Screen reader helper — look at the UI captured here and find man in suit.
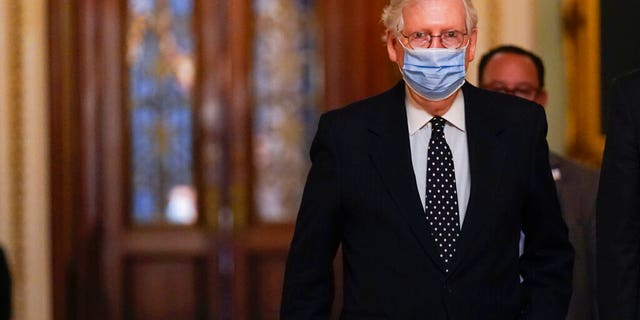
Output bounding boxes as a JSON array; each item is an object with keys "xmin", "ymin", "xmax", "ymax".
[
  {"xmin": 0, "ymin": 247, "xmax": 11, "ymax": 320},
  {"xmin": 281, "ymin": 0, "xmax": 574, "ymax": 319},
  {"xmin": 597, "ymin": 69, "xmax": 640, "ymax": 320},
  {"xmin": 478, "ymin": 45, "xmax": 599, "ymax": 320}
]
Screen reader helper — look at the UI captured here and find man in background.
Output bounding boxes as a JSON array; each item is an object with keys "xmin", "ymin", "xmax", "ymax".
[
  {"xmin": 0, "ymin": 247, "xmax": 11, "ymax": 320},
  {"xmin": 478, "ymin": 45, "xmax": 599, "ymax": 320},
  {"xmin": 597, "ymin": 69, "xmax": 640, "ymax": 320}
]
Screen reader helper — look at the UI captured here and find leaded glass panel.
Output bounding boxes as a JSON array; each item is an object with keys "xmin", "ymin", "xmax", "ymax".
[
  {"xmin": 253, "ymin": 0, "xmax": 321, "ymax": 222},
  {"xmin": 127, "ymin": 0, "xmax": 197, "ymax": 225}
]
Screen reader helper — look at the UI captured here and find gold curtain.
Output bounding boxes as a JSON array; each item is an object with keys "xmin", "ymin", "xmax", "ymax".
[
  {"xmin": 0, "ymin": 1, "xmax": 52, "ymax": 319},
  {"xmin": 563, "ymin": 0, "xmax": 605, "ymax": 167}
]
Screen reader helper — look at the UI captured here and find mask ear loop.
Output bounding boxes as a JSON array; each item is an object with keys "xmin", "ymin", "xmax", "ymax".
[
  {"xmin": 395, "ymin": 30, "xmax": 412, "ymax": 51},
  {"xmin": 459, "ymin": 36, "xmax": 470, "ymax": 50}
]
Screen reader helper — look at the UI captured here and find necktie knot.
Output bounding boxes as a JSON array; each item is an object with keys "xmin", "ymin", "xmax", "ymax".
[{"xmin": 431, "ymin": 116, "xmax": 446, "ymax": 134}]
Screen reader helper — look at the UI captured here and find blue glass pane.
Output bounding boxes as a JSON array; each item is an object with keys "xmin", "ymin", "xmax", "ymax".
[
  {"xmin": 128, "ymin": 0, "xmax": 197, "ymax": 225},
  {"xmin": 252, "ymin": 0, "xmax": 321, "ymax": 222},
  {"xmin": 169, "ymin": 0, "xmax": 192, "ymax": 16},
  {"xmin": 131, "ymin": 0, "xmax": 155, "ymax": 15}
]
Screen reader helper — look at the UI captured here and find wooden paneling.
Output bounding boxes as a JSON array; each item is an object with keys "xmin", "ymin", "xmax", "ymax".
[
  {"xmin": 48, "ymin": 0, "xmax": 76, "ymax": 319},
  {"xmin": 321, "ymin": 0, "xmax": 400, "ymax": 110},
  {"xmin": 196, "ymin": 0, "xmax": 229, "ymax": 231},
  {"xmin": 49, "ymin": 1, "xmax": 401, "ymax": 319},
  {"xmin": 250, "ymin": 253, "xmax": 287, "ymax": 319},
  {"xmin": 227, "ymin": 0, "xmax": 254, "ymax": 229},
  {"xmin": 232, "ymin": 226, "xmax": 291, "ymax": 319},
  {"xmin": 125, "ymin": 258, "xmax": 207, "ymax": 320},
  {"xmin": 232, "ymin": 226, "xmax": 344, "ymax": 319},
  {"xmin": 49, "ymin": 0, "xmax": 105, "ymax": 319},
  {"xmin": 49, "ymin": 0, "xmax": 224, "ymax": 319}
]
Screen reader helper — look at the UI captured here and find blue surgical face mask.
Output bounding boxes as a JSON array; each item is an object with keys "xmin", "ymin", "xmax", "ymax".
[{"xmin": 401, "ymin": 45, "xmax": 467, "ymax": 101}]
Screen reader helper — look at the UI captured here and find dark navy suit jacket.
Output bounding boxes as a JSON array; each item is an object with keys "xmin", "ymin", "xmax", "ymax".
[
  {"xmin": 597, "ymin": 69, "xmax": 640, "ymax": 320},
  {"xmin": 0, "ymin": 248, "xmax": 10, "ymax": 320},
  {"xmin": 282, "ymin": 81, "xmax": 574, "ymax": 319},
  {"xmin": 549, "ymin": 153, "xmax": 599, "ymax": 320}
]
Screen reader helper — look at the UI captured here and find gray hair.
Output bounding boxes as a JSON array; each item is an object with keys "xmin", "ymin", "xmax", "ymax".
[{"xmin": 381, "ymin": 0, "xmax": 478, "ymax": 35}]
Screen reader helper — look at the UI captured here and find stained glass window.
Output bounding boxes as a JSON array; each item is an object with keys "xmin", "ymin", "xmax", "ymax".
[
  {"xmin": 127, "ymin": 0, "xmax": 197, "ymax": 225},
  {"xmin": 253, "ymin": 0, "xmax": 321, "ymax": 222}
]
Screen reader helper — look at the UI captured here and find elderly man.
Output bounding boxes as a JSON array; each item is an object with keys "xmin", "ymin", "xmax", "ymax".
[
  {"xmin": 281, "ymin": 1, "xmax": 574, "ymax": 319},
  {"xmin": 478, "ymin": 45, "xmax": 599, "ymax": 320}
]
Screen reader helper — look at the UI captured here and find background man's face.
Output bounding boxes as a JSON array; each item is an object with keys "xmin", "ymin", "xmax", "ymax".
[{"xmin": 480, "ymin": 52, "xmax": 547, "ymax": 106}]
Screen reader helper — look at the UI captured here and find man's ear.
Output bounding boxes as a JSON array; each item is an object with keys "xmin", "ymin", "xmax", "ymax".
[
  {"xmin": 387, "ymin": 30, "xmax": 399, "ymax": 63},
  {"xmin": 536, "ymin": 89, "xmax": 548, "ymax": 108},
  {"xmin": 465, "ymin": 28, "xmax": 478, "ymax": 63}
]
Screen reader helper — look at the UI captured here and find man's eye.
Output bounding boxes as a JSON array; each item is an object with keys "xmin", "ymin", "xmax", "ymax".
[
  {"xmin": 413, "ymin": 31, "xmax": 426, "ymax": 39},
  {"xmin": 444, "ymin": 31, "xmax": 457, "ymax": 37},
  {"xmin": 516, "ymin": 87, "xmax": 535, "ymax": 93}
]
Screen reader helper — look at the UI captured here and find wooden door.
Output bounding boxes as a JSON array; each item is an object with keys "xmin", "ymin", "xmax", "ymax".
[{"xmin": 48, "ymin": 1, "xmax": 397, "ymax": 319}]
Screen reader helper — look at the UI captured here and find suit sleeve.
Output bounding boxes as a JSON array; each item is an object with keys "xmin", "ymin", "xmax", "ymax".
[
  {"xmin": 597, "ymin": 76, "xmax": 640, "ymax": 320},
  {"xmin": 280, "ymin": 113, "xmax": 343, "ymax": 319},
  {"xmin": 0, "ymin": 249, "xmax": 11, "ymax": 320},
  {"xmin": 519, "ymin": 106, "xmax": 574, "ymax": 320}
]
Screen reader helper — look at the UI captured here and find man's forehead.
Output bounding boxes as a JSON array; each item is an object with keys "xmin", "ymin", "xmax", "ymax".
[
  {"xmin": 482, "ymin": 61, "xmax": 540, "ymax": 87},
  {"xmin": 402, "ymin": 0, "xmax": 467, "ymax": 27},
  {"xmin": 484, "ymin": 80, "xmax": 538, "ymax": 87}
]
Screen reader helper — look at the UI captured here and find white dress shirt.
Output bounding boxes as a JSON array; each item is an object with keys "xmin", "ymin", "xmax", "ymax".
[{"xmin": 406, "ymin": 90, "xmax": 471, "ymax": 226}]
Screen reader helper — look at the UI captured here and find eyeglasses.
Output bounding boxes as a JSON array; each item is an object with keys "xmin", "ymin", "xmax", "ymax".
[
  {"xmin": 399, "ymin": 29, "xmax": 468, "ymax": 49},
  {"xmin": 485, "ymin": 85, "xmax": 541, "ymax": 100}
]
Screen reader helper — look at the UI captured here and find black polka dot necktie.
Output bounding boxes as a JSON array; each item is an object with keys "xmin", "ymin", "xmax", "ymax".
[{"xmin": 425, "ymin": 116, "xmax": 460, "ymax": 273}]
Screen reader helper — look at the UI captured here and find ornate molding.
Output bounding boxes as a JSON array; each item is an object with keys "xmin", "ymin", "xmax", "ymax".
[
  {"xmin": 7, "ymin": 1, "xmax": 25, "ymax": 319},
  {"xmin": 562, "ymin": 0, "xmax": 604, "ymax": 167},
  {"xmin": 486, "ymin": 0, "xmax": 503, "ymax": 48}
]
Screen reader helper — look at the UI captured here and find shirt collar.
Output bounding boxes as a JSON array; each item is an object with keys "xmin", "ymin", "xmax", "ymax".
[{"xmin": 406, "ymin": 89, "xmax": 466, "ymax": 136}]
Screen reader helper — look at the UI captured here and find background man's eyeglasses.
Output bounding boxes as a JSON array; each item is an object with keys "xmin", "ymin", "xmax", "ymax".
[{"xmin": 485, "ymin": 85, "xmax": 541, "ymax": 100}]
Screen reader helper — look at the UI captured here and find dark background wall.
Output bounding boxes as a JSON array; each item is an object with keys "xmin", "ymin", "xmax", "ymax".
[{"xmin": 600, "ymin": 2, "xmax": 640, "ymax": 132}]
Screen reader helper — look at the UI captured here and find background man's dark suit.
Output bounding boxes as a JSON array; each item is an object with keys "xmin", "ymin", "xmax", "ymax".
[
  {"xmin": 597, "ymin": 69, "xmax": 640, "ymax": 320},
  {"xmin": 477, "ymin": 44, "xmax": 598, "ymax": 320},
  {"xmin": 549, "ymin": 153, "xmax": 599, "ymax": 320},
  {"xmin": 0, "ymin": 247, "xmax": 11, "ymax": 320},
  {"xmin": 281, "ymin": 81, "xmax": 574, "ymax": 319}
]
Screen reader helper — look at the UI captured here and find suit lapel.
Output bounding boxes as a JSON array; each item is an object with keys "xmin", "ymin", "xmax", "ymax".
[
  {"xmin": 447, "ymin": 84, "xmax": 507, "ymax": 276},
  {"xmin": 366, "ymin": 83, "xmax": 508, "ymax": 274},
  {"xmin": 367, "ymin": 82, "xmax": 447, "ymax": 271}
]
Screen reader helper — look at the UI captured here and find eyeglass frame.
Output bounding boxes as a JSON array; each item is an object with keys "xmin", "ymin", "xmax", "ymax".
[
  {"xmin": 483, "ymin": 84, "xmax": 542, "ymax": 100},
  {"xmin": 398, "ymin": 28, "xmax": 469, "ymax": 50}
]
